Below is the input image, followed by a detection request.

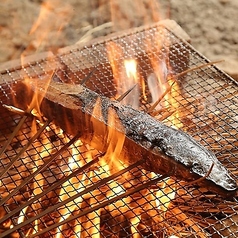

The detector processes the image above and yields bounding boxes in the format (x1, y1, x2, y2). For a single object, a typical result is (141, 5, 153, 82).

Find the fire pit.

(0, 20, 237, 237)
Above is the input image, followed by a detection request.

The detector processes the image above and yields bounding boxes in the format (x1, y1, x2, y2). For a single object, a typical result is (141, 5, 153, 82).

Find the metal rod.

(27, 174, 167, 238)
(0, 160, 145, 237)
(0, 119, 51, 180)
(0, 132, 81, 207)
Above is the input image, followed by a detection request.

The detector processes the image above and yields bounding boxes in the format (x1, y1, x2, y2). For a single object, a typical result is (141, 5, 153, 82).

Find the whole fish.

(31, 80, 237, 197)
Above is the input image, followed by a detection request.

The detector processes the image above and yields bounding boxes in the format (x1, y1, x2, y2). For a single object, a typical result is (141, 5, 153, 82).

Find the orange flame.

(107, 42, 141, 108)
(14, 2, 74, 235)
(106, 41, 123, 95)
(147, 40, 183, 128)
(16, 0, 73, 120)
(123, 59, 140, 108)
(124, 59, 137, 79)
(23, 0, 72, 56)
(156, 177, 176, 213)
(103, 107, 126, 173)
(13, 2, 183, 236)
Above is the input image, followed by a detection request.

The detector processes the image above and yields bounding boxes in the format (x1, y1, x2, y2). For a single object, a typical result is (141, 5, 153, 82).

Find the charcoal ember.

(30, 80, 237, 198)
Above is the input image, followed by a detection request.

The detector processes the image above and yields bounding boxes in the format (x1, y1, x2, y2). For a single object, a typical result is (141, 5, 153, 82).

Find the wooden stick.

(25, 175, 167, 238)
(0, 119, 51, 180)
(0, 132, 81, 207)
(187, 163, 214, 186)
(174, 60, 224, 78)
(0, 160, 146, 237)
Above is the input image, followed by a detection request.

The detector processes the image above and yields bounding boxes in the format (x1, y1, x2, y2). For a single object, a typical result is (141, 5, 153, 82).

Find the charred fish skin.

(77, 85, 237, 195)
(37, 82, 237, 197)
(112, 103, 237, 193)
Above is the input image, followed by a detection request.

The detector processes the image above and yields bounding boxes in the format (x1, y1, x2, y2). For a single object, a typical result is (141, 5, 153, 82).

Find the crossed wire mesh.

(0, 22, 237, 237)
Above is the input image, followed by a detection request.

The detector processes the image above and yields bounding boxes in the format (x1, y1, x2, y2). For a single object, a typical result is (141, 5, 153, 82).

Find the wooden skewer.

(174, 60, 224, 78)
(0, 111, 30, 158)
(147, 60, 224, 115)
(0, 119, 51, 180)
(147, 82, 175, 113)
(0, 160, 146, 237)
(187, 163, 214, 186)
(2, 104, 31, 116)
(0, 156, 101, 225)
(80, 67, 97, 85)
(0, 132, 81, 207)
(116, 84, 138, 102)
(25, 174, 167, 238)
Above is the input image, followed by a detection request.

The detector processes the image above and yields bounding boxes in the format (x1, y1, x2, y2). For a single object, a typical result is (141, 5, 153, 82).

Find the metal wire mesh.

(0, 21, 237, 237)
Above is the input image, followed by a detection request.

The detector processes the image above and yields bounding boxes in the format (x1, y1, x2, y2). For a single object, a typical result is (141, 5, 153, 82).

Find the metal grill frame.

(0, 19, 237, 237)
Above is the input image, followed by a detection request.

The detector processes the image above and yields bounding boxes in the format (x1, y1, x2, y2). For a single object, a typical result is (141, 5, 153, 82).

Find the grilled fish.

(31, 80, 237, 197)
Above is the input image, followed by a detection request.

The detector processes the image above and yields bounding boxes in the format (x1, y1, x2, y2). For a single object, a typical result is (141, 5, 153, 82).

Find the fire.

(10, 1, 74, 235)
(21, 0, 72, 56)
(156, 177, 176, 214)
(107, 42, 141, 109)
(51, 102, 129, 237)
(147, 53, 183, 129)
(103, 107, 126, 172)
(1, 2, 190, 237)
(146, 52, 183, 222)
(6, 52, 183, 238)
(123, 59, 140, 109)
(124, 59, 137, 79)
(106, 32, 181, 231)
(15, 0, 73, 118)
(147, 60, 169, 111)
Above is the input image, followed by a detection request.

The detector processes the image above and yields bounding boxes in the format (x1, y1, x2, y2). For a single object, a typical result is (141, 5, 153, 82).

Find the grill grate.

(0, 20, 237, 237)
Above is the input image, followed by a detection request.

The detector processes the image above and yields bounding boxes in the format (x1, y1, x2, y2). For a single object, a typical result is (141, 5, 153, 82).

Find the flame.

(22, 0, 72, 56)
(14, 6, 73, 231)
(54, 100, 127, 237)
(147, 46, 183, 128)
(147, 60, 169, 111)
(15, 0, 73, 120)
(156, 177, 176, 213)
(11, 2, 185, 236)
(105, 27, 181, 236)
(123, 59, 140, 109)
(102, 106, 126, 174)
(145, 37, 183, 223)
(106, 41, 123, 95)
(107, 42, 141, 108)
(124, 59, 137, 79)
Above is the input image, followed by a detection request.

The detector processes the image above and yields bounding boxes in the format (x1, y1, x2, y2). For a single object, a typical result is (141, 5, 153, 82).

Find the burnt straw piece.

(31, 80, 237, 197)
